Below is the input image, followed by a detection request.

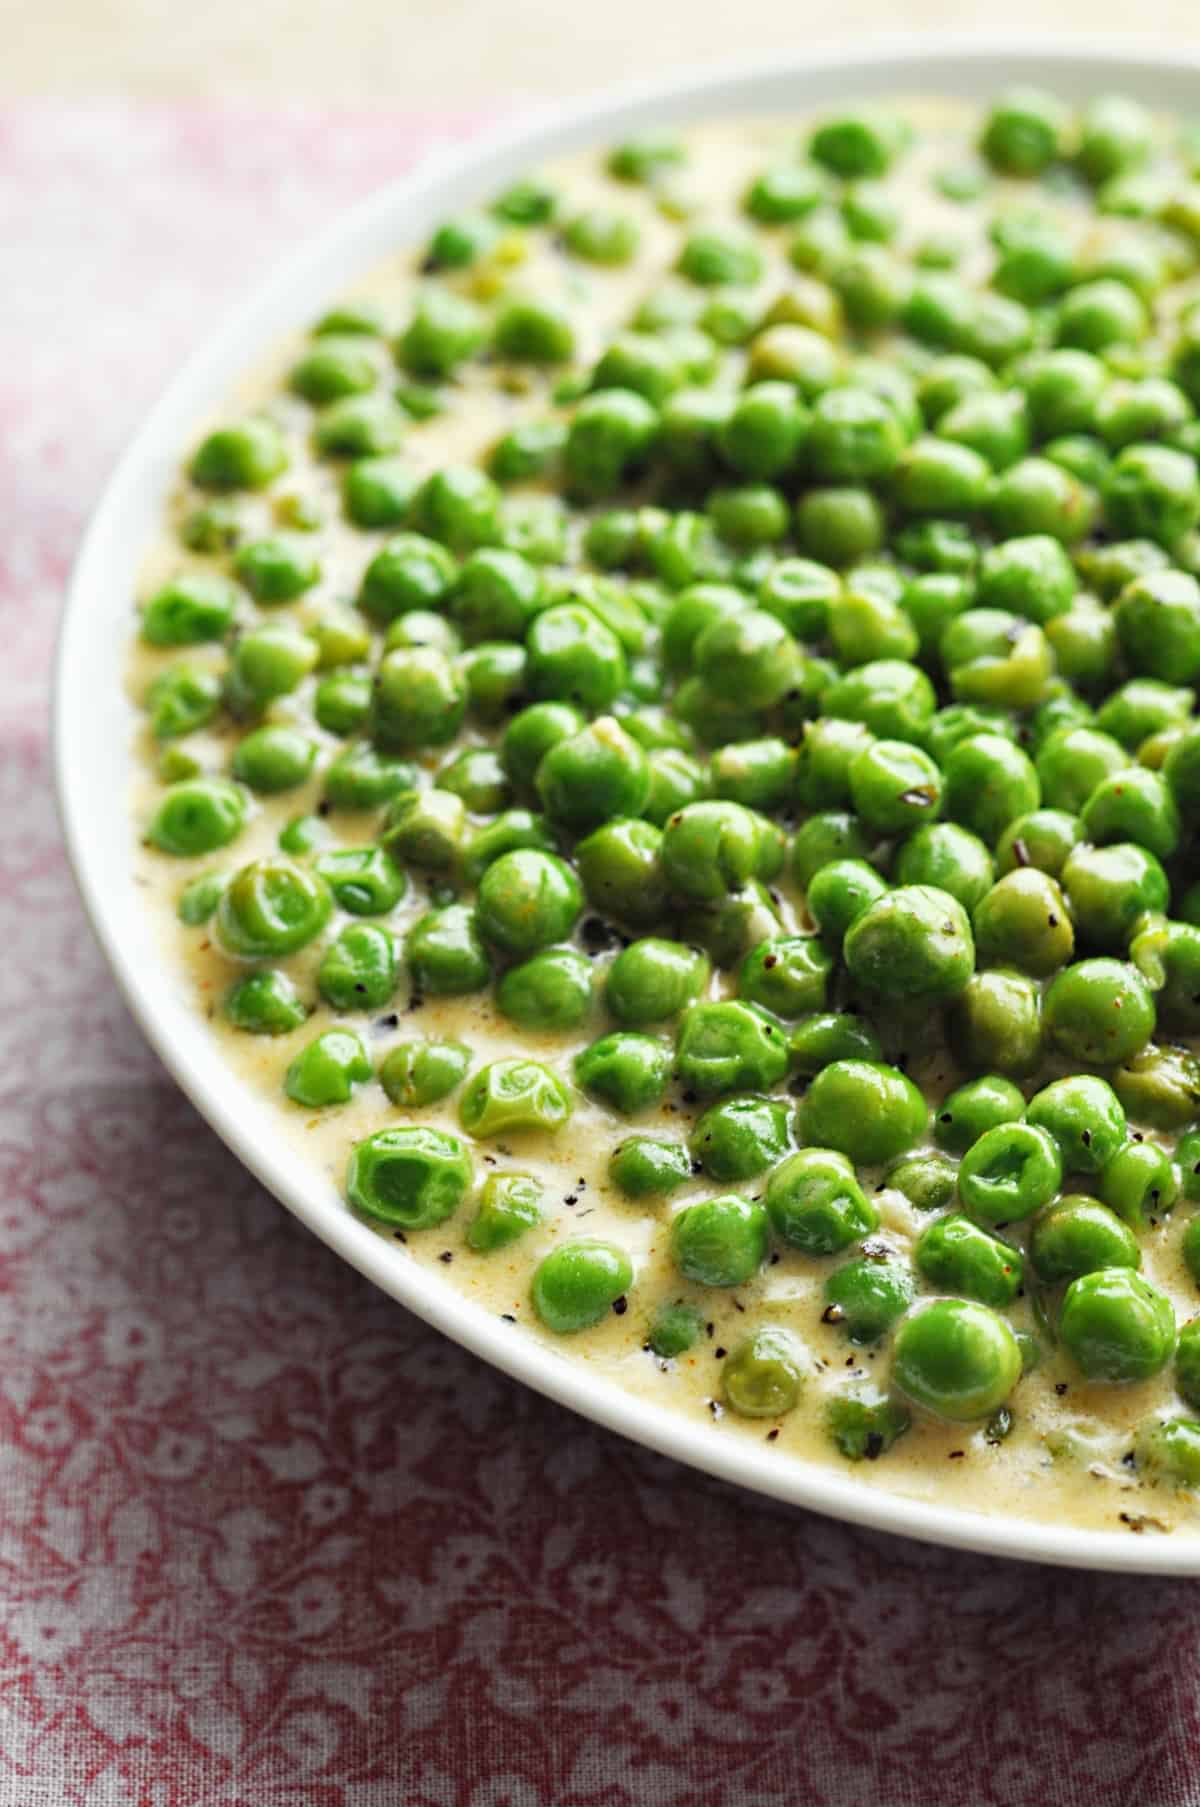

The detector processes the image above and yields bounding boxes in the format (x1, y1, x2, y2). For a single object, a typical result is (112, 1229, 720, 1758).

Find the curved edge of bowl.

(54, 33, 1200, 1573)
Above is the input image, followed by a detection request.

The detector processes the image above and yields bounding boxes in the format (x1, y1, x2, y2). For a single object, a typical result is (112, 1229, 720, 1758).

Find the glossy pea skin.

(894, 822, 995, 913)
(972, 868, 1073, 977)
(1099, 1137, 1179, 1230)
(317, 921, 399, 1012)
(285, 1029, 372, 1108)
(382, 789, 465, 873)
(933, 1074, 1024, 1156)
(737, 936, 832, 1019)
(790, 1011, 882, 1074)
(806, 859, 889, 945)
(347, 1125, 474, 1228)
(957, 1122, 1062, 1224)
(532, 1239, 634, 1332)
(535, 715, 650, 832)
(670, 1193, 769, 1287)
(826, 1387, 912, 1461)
(848, 739, 941, 836)
(844, 884, 975, 1002)
(948, 966, 1044, 1076)
(379, 1038, 471, 1108)
(497, 946, 594, 1031)
(1061, 842, 1169, 950)
(892, 1298, 1022, 1421)
(148, 778, 246, 857)
(915, 1213, 1023, 1308)
(1059, 1268, 1176, 1383)
(647, 1300, 706, 1360)
(994, 808, 1081, 879)
(609, 1136, 692, 1200)
(675, 1000, 790, 1097)
(231, 725, 316, 796)
(574, 818, 667, 928)
(1136, 1417, 1200, 1490)
(1036, 726, 1128, 816)
(722, 1326, 806, 1419)
(465, 1171, 544, 1253)
(1044, 955, 1157, 1067)
(224, 968, 307, 1036)
(942, 734, 1040, 844)
(574, 1032, 670, 1114)
(214, 858, 332, 959)
(146, 662, 222, 740)
(1112, 1045, 1200, 1132)
(690, 1094, 791, 1182)
(660, 800, 764, 903)
(605, 938, 709, 1026)
(799, 1060, 926, 1166)
(824, 1255, 916, 1344)
(790, 812, 872, 889)
(476, 850, 582, 955)
(765, 1147, 879, 1255)
(459, 1057, 572, 1137)
(1026, 1074, 1127, 1176)
(405, 904, 493, 995)
(1029, 1194, 1141, 1284)
(323, 745, 418, 812)
(1080, 766, 1181, 862)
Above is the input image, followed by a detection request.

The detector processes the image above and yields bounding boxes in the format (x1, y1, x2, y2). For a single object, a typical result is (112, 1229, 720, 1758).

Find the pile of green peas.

(142, 89, 1200, 1499)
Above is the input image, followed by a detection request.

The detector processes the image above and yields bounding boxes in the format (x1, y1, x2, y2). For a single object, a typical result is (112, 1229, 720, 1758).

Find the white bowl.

(55, 36, 1200, 1573)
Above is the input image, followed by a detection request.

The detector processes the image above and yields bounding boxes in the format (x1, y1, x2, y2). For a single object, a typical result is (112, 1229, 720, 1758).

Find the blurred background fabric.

(6, 11, 1200, 1803)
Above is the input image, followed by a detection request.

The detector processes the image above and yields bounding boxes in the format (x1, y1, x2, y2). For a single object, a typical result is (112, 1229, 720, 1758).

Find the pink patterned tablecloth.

(5, 101, 1200, 1807)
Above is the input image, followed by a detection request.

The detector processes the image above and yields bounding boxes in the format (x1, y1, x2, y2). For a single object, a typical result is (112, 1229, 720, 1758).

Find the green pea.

(1061, 841, 1168, 949)
(670, 1191, 768, 1287)
(915, 1214, 1023, 1307)
(1104, 446, 1200, 547)
(532, 1238, 633, 1331)
(496, 946, 593, 1032)
(224, 968, 308, 1036)
(437, 747, 511, 816)
(465, 1172, 544, 1253)
(371, 646, 466, 752)
(690, 1095, 791, 1182)
(933, 1074, 1025, 1155)
(790, 1011, 882, 1074)
(789, 812, 872, 889)
(1098, 677, 1195, 750)
(1080, 767, 1181, 862)
(323, 744, 419, 811)
(317, 922, 399, 1012)
(1113, 1045, 1200, 1131)
(957, 1122, 1062, 1225)
(563, 389, 658, 499)
(526, 602, 627, 709)
(405, 905, 492, 996)
(574, 1032, 670, 1115)
(893, 823, 993, 915)
(1176, 1320, 1200, 1413)
(381, 789, 465, 873)
(177, 870, 227, 926)
(885, 1148, 958, 1213)
(346, 1124, 473, 1228)
(461, 810, 558, 887)
(501, 701, 584, 791)
(285, 1028, 372, 1107)
(145, 663, 222, 741)
(379, 1038, 471, 1108)
(534, 716, 649, 833)
(1035, 727, 1128, 818)
(1060, 1268, 1176, 1383)
(425, 210, 498, 269)
(846, 739, 941, 837)
(722, 1326, 807, 1418)
(575, 818, 667, 928)
(141, 572, 239, 647)
(811, 108, 907, 178)
(806, 861, 890, 946)
(894, 1297, 1020, 1420)
(1115, 569, 1200, 688)
(358, 532, 457, 623)
(972, 869, 1074, 977)
(799, 1059, 926, 1166)
(609, 1136, 692, 1201)
(824, 658, 936, 743)
(990, 813, 1084, 881)
(604, 938, 709, 1027)
(490, 419, 566, 485)
(948, 967, 1044, 1076)
(1030, 1194, 1141, 1285)
(148, 778, 246, 857)
(942, 608, 1052, 710)
(397, 290, 485, 378)
(942, 734, 1040, 845)
(230, 725, 316, 796)
(460, 1057, 572, 1137)
(844, 885, 975, 1002)
(213, 858, 330, 963)
(315, 393, 408, 458)
(647, 1300, 706, 1360)
(1136, 1417, 1200, 1489)
(823, 1252, 915, 1343)
(675, 1000, 790, 1097)
(1099, 1137, 1179, 1230)
(1024, 1073, 1125, 1175)
(795, 486, 886, 567)
(826, 1387, 912, 1460)
(476, 849, 581, 955)
(191, 417, 288, 491)
(763, 1146, 877, 1254)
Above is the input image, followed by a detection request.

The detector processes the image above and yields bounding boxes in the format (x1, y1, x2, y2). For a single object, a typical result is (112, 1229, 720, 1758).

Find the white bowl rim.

(54, 33, 1200, 1574)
